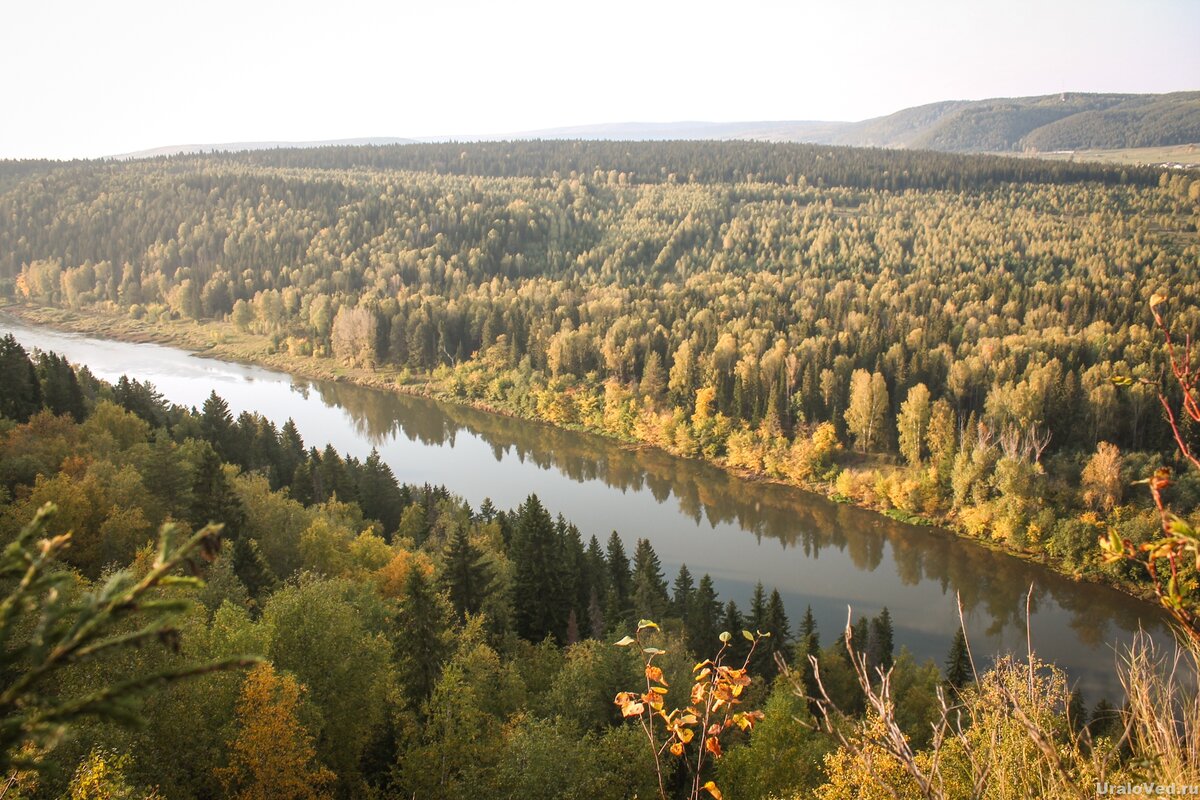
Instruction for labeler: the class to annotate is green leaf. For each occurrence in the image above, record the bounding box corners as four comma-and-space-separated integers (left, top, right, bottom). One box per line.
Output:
741, 630, 755, 641
719, 631, 731, 643
637, 619, 660, 631
615, 636, 637, 647
643, 647, 666, 656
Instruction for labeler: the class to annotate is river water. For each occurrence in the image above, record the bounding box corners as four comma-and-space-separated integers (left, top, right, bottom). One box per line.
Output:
0, 315, 1175, 700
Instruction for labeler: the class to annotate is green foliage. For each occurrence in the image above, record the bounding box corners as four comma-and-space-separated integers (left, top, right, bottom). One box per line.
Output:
262, 576, 392, 792
715, 682, 832, 800
0, 504, 257, 772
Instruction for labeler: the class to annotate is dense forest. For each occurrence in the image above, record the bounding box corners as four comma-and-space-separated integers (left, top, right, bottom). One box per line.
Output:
1, 142, 1198, 602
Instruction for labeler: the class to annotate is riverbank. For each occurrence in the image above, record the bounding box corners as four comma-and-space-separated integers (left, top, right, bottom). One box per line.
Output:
1, 302, 1165, 613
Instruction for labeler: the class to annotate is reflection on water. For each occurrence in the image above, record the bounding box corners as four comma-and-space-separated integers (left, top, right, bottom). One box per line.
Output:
0, 316, 1176, 700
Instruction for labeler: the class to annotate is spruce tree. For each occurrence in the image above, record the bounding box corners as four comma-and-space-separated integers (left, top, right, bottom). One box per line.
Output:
560, 518, 589, 630
290, 459, 315, 506
604, 531, 631, 626
1067, 688, 1087, 735
199, 391, 236, 461
671, 564, 695, 624
231, 535, 277, 601
689, 575, 721, 650
36, 351, 85, 421
113, 375, 168, 427
944, 628, 973, 689
277, 418, 306, 488
760, 588, 792, 680
357, 449, 404, 537
319, 444, 354, 504
395, 565, 454, 707
231, 411, 257, 470
721, 600, 749, 662
749, 582, 768, 632
189, 444, 246, 537
439, 526, 492, 622
794, 605, 821, 705
510, 494, 568, 642
868, 607, 895, 671
630, 538, 669, 621
0, 335, 41, 422
798, 605, 820, 655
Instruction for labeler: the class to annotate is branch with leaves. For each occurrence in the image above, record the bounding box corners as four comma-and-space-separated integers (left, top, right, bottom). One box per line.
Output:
614, 619, 767, 800
1107, 294, 1200, 644
0, 503, 261, 773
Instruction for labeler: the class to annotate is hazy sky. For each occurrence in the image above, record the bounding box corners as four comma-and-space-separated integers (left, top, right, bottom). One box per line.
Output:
2, 0, 1197, 159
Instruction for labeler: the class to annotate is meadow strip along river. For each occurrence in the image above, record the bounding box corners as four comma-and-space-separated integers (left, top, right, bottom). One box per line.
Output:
1, 314, 1176, 701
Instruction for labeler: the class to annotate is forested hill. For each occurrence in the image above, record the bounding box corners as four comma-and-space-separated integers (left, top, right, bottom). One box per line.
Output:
826, 92, 1200, 152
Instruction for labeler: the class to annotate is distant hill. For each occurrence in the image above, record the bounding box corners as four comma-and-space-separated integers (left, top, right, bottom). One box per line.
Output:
827, 92, 1200, 152
111, 92, 1199, 159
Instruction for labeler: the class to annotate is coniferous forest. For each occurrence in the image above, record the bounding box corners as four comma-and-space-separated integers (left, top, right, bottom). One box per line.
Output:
1, 140, 1200, 797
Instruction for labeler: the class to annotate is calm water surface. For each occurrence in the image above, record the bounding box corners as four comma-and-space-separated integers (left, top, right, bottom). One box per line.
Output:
1, 315, 1175, 700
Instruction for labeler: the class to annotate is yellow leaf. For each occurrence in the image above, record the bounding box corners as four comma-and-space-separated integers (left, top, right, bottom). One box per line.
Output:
670, 742, 685, 757
703, 780, 723, 799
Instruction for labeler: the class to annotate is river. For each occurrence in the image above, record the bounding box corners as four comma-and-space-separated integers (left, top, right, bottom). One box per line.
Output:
0, 315, 1175, 701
